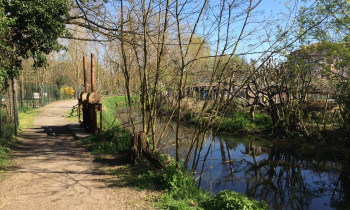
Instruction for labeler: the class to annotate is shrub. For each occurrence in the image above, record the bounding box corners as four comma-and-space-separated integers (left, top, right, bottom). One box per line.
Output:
0, 146, 11, 170
202, 190, 268, 210
84, 126, 131, 154
0, 111, 15, 147
131, 155, 268, 210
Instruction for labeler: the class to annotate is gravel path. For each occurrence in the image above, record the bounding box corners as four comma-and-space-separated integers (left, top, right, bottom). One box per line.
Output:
0, 100, 153, 210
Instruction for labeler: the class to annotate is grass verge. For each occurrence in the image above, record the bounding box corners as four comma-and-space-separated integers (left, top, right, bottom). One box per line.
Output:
19, 108, 41, 130
0, 107, 42, 173
66, 106, 78, 122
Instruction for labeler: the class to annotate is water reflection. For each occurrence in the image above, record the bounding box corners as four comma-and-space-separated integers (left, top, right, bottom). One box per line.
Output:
190, 136, 350, 210
115, 109, 349, 209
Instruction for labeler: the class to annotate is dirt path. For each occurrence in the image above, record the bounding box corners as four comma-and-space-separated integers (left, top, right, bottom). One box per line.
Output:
0, 100, 153, 210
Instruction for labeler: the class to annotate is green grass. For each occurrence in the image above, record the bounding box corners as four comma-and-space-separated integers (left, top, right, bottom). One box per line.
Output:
101, 96, 124, 130
19, 108, 41, 130
191, 112, 272, 133
0, 146, 11, 171
66, 106, 78, 122
219, 112, 272, 131
101, 95, 139, 130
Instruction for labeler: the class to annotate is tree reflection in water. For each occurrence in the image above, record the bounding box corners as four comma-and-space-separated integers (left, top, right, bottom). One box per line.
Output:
190, 136, 350, 210
116, 108, 349, 209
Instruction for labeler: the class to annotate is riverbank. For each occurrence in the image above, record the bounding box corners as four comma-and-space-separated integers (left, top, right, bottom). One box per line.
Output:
79, 95, 269, 209
160, 102, 350, 144
93, 95, 350, 209
80, 133, 268, 209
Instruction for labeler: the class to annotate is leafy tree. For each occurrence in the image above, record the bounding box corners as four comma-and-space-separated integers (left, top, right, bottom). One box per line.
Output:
0, 0, 70, 88
0, 0, 70, 136
298, 0, 350, 43
298, 1, 350, 130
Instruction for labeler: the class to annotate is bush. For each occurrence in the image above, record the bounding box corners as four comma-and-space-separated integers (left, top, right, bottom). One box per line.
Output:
0, 146, 11, 170
202, 190, 268, 210
0, 111, 15, 147
131, 156, 268, 210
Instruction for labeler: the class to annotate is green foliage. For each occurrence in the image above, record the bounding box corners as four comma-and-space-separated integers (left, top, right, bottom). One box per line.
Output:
298, 0, 350, 42
88, 95, 268, 209
82, 126, 131, 154
79, 95, 141, 154
193, 112, 272, 132
297, 2, 350, 133
336, 80, 350, 130
0, 111, 14, 147
4, 0, 70, 65
220, 114, 252, 130
202, 190, 268, 210
158, 161, 197, 195
0, 0, 70, 89
0, 111, 14, 171
129, 155, 267, 210
0, 146, 11, 171
101, 95, 139, 130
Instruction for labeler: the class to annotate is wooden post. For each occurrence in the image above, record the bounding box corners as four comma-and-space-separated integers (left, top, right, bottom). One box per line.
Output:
83, 56, 88, 92
91, 53, 95, 92
99, 104, 102, 133
11, 78, 18, 136
78, 100, 81, 122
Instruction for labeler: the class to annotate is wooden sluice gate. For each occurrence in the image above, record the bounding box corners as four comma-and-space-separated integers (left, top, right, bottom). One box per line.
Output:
78, 53, 102, 133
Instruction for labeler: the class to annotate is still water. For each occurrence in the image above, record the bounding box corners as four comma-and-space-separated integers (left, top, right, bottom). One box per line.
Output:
117, 109, 350, 209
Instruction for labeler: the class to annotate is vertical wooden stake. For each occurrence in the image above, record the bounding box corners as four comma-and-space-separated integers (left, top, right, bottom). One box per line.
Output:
78, 101, 81, 122
83, 56, 88, 92
91, 53, 95, 93
99, 104, 102, 133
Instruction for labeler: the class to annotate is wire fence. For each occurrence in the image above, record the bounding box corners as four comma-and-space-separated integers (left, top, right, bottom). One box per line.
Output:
17, 83, 78, 111
0, 80, 83, 143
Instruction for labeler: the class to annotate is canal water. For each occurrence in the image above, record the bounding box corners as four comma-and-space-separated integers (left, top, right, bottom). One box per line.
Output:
116, 109, 350, 209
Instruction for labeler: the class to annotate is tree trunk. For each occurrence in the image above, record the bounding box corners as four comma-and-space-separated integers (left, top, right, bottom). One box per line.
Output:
130, 132, 163, 168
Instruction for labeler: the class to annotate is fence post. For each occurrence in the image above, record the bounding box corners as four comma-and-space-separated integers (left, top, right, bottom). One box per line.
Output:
11, 78, 19, 136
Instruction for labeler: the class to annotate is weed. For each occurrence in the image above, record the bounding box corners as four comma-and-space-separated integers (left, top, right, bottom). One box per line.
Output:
0, 146, 11, 171
202, 190, 268, 210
